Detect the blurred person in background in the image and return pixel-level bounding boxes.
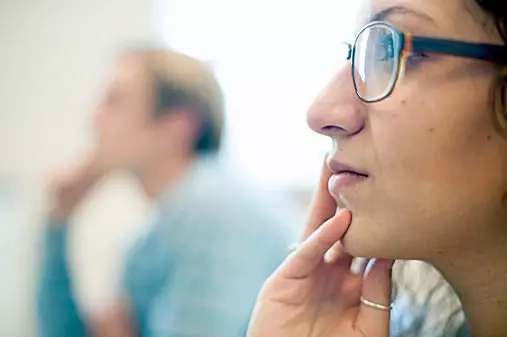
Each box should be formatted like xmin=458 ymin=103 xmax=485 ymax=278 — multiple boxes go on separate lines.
xmin=37 ymin=47 xmax=293 ymax=337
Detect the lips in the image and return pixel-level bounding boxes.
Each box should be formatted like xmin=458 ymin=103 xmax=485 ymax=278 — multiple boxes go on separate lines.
xmin=327 ymin=157 xmax=369 ymax=193
xmin=327 ymin=158 xmax=369 ymax=178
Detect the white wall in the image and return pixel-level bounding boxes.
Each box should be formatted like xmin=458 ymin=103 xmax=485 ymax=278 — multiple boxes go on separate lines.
xmin=0 ymin=1 xmax=156 ymax=335
xmin=158 ymin=0 xmax=362 ymax=190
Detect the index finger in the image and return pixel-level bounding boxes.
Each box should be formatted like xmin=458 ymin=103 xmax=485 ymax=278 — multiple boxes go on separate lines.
xmin=302 ymin=155 xmax=337 ymax=240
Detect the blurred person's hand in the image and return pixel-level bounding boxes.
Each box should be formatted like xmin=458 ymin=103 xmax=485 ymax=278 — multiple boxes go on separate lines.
xmin=48 ymin=155 xmax=105 ymax=221
xmin=247 ymin=160 xmax=394 ymax=337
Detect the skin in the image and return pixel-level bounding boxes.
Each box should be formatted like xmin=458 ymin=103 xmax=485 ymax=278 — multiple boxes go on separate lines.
xmin=48 ymin=53 xmax=200 ymax=336
xmin=92 ymin=53 xmax=199 ymax=197
xmin=248 ymin=0 xmax=507 ymax=336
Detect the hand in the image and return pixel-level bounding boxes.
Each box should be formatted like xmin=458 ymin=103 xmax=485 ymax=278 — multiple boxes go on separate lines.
xmin=91 ymin=299 xmax=135 ymax=337
xmin=48 ymin=156 xmax=105 ymax=221
xmin=247 ymin=159 xmax=394 ymax=337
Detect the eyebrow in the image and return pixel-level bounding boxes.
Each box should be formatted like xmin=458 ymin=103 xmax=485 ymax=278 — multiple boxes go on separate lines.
xmin=369 ymin=5 xmax=436 ymax=25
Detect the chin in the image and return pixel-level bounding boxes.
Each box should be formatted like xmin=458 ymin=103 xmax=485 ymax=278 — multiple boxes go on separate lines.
xmin=340 ymin=212 xmax=416 ymax=260
xmin=341 ymin=231 xmax=380 ymax=259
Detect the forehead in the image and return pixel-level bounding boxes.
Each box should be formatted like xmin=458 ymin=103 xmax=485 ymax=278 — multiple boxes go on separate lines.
xmin=358 ymin=0 xmax=494 ymax=41
xmin=113 ymin=54 xmax=149 ymax=82
xmin=108 ymin=54 xmax=153 ymax=92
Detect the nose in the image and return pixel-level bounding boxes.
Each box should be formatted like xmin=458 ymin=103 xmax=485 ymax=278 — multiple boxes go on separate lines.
xmin=306 ymin=64 xmax=365 ymax=139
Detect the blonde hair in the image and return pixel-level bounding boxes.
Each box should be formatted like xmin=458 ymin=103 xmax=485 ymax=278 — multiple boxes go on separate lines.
xmin=123 ymin=45 xmax=225 ymax=153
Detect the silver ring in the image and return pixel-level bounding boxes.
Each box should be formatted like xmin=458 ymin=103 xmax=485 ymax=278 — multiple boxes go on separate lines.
xmin=360 ymin=296 xmax=393 ymax=311
xmin=287 ymin=242 xmax=300 ymax=255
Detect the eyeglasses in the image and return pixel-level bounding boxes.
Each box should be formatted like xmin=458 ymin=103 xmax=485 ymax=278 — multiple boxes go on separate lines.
xmin=345 ymin=21 xmax=507 ymax=103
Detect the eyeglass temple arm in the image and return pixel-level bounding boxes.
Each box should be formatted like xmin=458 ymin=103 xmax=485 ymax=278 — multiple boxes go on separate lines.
xmin=343 ymin=42 xmax=353 ymax=60
xmin=410 ymin=36 xmax=507 ymax=65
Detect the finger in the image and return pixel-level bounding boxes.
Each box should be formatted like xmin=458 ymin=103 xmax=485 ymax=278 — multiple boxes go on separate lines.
xmin=302 ymin=156 xmax=337 ymax=239
xmin=355 ymin=259 xmax=395 ymax=337
xmin=324 ymin=241 xmax=353 ymax=266
xmin=281 ymin=209 xmax=352 ymax=279
xmin=349 ymin=257 xmax=369 ymax=275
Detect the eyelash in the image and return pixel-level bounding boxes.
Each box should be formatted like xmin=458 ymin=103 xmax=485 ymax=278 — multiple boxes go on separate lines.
xmin=406 ymin=51 xmax=429 ymax=68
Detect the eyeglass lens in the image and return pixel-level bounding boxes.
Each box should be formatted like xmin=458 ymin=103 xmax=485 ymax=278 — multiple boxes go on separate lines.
xmin=353 ymin=24 xmax=399 ymax=102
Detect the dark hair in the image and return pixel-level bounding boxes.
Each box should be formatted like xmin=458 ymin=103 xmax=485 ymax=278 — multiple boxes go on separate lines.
xmin=121 ymin=46 xmax=225 ymax=155
xmin=154 ymin=76 xmax=219 ymax=154
xmin=474 ymin=0 xmax=507 ymax=133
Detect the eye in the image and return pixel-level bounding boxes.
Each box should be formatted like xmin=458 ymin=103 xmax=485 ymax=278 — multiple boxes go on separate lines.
xmin=409 ymin=51 xmax=429 ymax=60
xmin=376 ymin=34 xmax=395 ymax=61
xmin=406 ymin=51 xmax=429 ymax=68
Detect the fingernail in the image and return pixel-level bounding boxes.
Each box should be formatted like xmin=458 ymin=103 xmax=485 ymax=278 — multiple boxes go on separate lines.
xmin=350 ymin=257 xmax=367 ymax=275
xmin=324 ymin=250 xmax=333 ymax=263
xmin=335 ymin=208 xmax=351 ymax=217
xmin=364 ymin=258 xmax=395 ymax=277
xmin=365 ymin=258 xmax=375 ymax=276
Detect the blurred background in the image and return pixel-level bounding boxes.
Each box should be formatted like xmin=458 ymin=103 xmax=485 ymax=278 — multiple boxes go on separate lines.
xmin=0 ymin=0 xmax=361 ymax=335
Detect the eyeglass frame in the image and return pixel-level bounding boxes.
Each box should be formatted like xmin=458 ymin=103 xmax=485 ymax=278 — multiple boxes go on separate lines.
xmin=345 ymin=21 xmax=507 ymax=103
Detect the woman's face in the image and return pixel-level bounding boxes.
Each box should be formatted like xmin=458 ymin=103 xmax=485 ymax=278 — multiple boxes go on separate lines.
xmin=307 ymin=0 xmax=507 ymax=260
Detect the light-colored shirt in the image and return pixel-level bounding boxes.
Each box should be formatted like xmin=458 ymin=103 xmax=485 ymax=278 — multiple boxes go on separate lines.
xmin=37 ymin=156 xmax=295 ymax=337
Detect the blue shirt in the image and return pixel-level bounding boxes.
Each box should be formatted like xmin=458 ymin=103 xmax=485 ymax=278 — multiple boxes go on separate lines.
xmin=37 ymin=156 xmax=295 ymax=336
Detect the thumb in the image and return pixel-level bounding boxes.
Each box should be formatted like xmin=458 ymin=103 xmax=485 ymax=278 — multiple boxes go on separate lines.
xmin=355 ymin=259 xmax=394 ymax=337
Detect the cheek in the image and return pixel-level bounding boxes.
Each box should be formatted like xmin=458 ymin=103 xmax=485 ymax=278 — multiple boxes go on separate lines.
xmin=371 ymin=76 xmax=496 ymax=188
xmin=363 ymin=87 xmax=507 ymax=250
xmin=98 ymin=112 xmax=147 ymax=154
